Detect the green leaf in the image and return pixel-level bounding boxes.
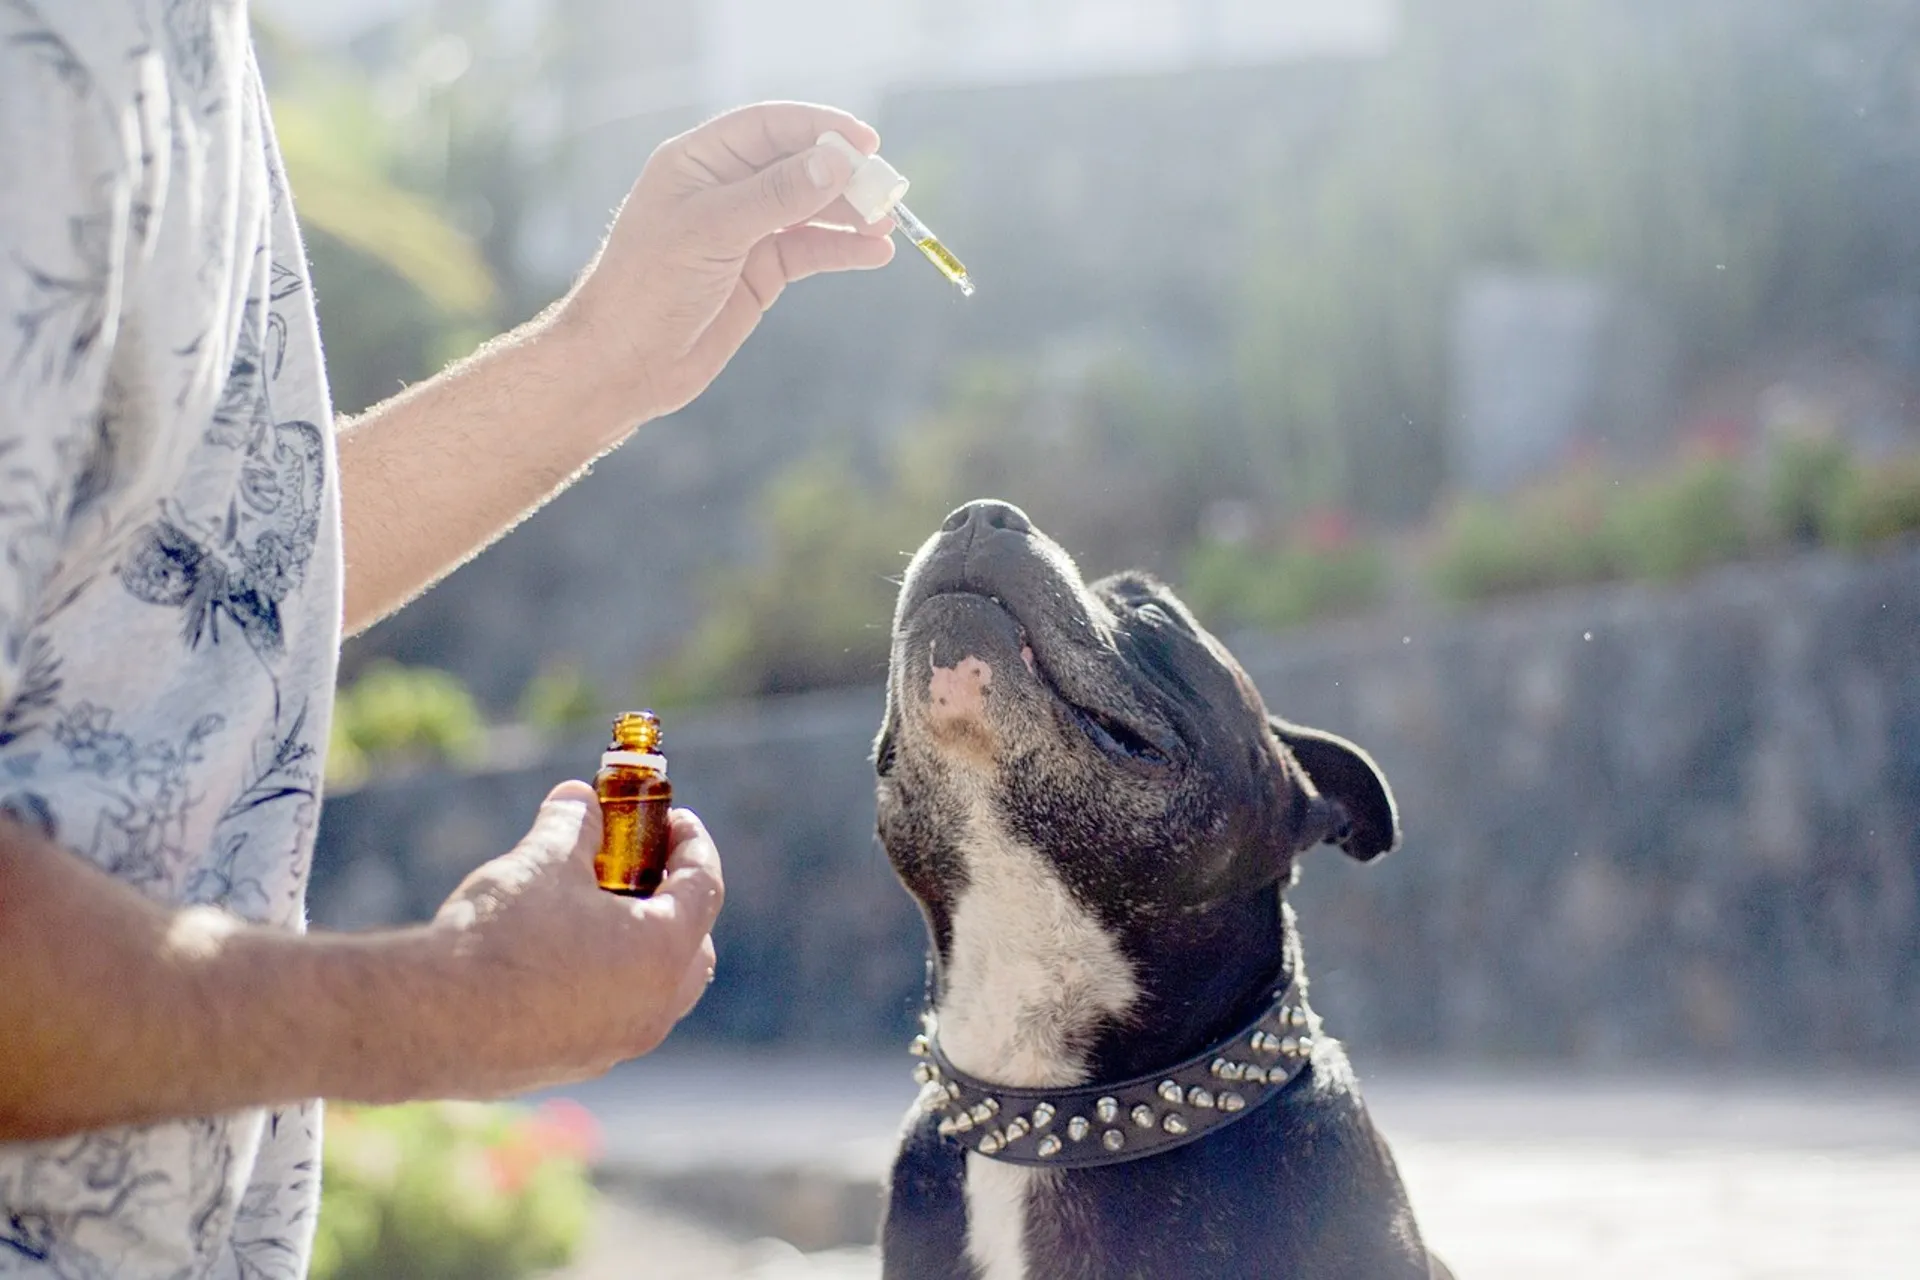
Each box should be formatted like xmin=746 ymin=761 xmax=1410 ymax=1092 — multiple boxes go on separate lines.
xmin=272 ymin=96 xmax=496 ymax=315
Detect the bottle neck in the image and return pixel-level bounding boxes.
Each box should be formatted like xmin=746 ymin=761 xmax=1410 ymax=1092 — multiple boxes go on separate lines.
xmin=601 ymin=750 xmax=666 ymax=773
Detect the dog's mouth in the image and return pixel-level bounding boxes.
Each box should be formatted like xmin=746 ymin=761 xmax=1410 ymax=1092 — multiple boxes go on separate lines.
xmin=912 ymin=587 xmax=1038 ymax=673
xmin=904 ymin=586 xmax=1178 ymax=775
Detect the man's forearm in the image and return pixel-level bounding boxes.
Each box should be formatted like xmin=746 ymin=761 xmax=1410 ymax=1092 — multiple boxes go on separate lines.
xmin=0 ymin=823 xmax=460 ymax=1140
xmin=336 ymin=311 xmax=634 ymax=636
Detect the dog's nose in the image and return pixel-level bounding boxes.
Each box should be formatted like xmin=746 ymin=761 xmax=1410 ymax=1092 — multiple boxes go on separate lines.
xmin=941 ymin=500 xmax=1032 ymax=537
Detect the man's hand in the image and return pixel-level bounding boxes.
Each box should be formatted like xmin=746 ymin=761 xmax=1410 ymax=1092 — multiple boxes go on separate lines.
xmin=426 ymin=784 xmax=724 ymax=1097
xmin=336 ymin=100 xmax=897 ymax=633
xmin=553 ymin=101 xmax=898 ymax=435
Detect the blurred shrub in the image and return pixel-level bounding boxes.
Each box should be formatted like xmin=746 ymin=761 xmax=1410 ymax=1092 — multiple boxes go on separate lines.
xmin=1830 ymin=453 xmax=1920 ymax=548
xmin=1428 ymin=467 xmax=1618 ymax=601
xmin=327 ymin=662 xmax=486 ymax=788
xmin=1430 ymin=442 xmax=1920 ymax=604
xmin=517 ymin=660 xmax=603 ymax=735
xmin=1602 ymin=451 xmax=1753 ymax=583
xmin=313 ymin=1100 xmax=599 ymax=1280
xmin=1765 ymin=431 xmax=1856 ymax=547
xmin=649 ymin=457 xmax=919 ymax=703
xmin=1182 ymin=511 xmax=1389 ymax=632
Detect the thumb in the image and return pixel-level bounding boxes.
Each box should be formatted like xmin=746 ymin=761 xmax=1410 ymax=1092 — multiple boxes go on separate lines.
xmin=527 ymin=779 xmax=602 ymax=872
xmin=701 ymin=142 xmax=853 ymax=252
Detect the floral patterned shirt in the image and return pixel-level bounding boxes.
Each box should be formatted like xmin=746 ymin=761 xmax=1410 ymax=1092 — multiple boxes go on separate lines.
xmin=0 ymin=2 xmax=341 ymax=1276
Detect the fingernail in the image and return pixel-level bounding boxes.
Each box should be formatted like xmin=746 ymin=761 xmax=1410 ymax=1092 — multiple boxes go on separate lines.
xmin=805 ymin=146 xmax=838 ymax=190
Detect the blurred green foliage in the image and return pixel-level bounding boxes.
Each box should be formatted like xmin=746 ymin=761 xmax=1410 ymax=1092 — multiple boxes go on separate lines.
xmin=257 ymin=6 xmax=559 ymax=414
xmin=327 ymin=661 xmax=486 ymax=788
xmin=1830 ymin=453 xmax=1920 ymax=549
xmin=1426 ymin=467 xmax=1619 ymax=601
xmin=1603 ymin=453 xmax=1753 ymax=584
xmin=1182 ymin=519 xmax=1390 ymax=633
xmin=314 ymin=1100 xmax=598 ymax=1280
xmin=518 ymin=660 xmax=604 ymax=735
xmin=1429 ymin=440 xmax=1920 ymax=602
xmin=1767 ymin=433 xmax=1858 ymax=547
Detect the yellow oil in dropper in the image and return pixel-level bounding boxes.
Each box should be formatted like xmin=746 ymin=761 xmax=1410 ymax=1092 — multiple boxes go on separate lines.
xmin=890 ymin=201 xmax=975 ymax=297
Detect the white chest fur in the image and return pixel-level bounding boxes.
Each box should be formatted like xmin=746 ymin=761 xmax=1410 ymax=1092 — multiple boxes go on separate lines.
xmin=937 ymin=806 xmax=1140 ymax=1280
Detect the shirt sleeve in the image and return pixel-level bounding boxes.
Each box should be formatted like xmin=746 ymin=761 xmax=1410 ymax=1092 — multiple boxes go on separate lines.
xmin=0 ymin=5 xmax=139 ymax=710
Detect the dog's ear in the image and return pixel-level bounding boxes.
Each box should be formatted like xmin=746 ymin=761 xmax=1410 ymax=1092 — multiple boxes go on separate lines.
xmin=1270 ymin=717 xmax=1399 ymax=862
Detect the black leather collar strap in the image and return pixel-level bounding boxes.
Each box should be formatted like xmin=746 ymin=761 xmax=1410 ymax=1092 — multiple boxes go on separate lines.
xmin=909 ymin=978 xmax=1316 ymax=1169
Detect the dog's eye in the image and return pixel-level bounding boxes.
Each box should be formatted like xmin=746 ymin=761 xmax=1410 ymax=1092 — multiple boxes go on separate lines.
xmin=1070 ymin=703 xmax=1173 ymax=771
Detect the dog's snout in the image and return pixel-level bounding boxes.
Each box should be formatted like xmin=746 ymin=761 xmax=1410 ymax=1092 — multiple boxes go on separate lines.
xmin=941 ymin=500 xmax=1033 ymax=538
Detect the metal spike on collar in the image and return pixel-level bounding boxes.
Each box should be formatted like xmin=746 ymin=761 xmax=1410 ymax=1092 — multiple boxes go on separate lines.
xmin=1157 ymin=1079 xmax=1184 ymax=1105
xmin=1037 ymin=1134 xmax=1063 ymax=1158
xmin=1096 ymin=1096 xmax=1121 ymax=1124
xmin=1101 ymin=1129 xmax=1125 ymax=1152
xmin=1067 ymin=1116 xmax=1091 ymax=1142
xmin=1031 ymin=1102 xmax=1056 ymax=1130
xmin=1161 ymin=1113 xmax=1189 ymax=1136
xmin=1130 ymin=1104 xmax=1156 ymax=1129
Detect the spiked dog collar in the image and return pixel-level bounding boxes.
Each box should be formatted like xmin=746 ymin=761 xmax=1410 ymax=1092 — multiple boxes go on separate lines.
xmin=909 ymin=977 xmax=1317 ymax=1169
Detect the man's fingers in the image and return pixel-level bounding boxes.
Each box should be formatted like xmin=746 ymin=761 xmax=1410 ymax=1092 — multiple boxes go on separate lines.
xmin=679 ymin=225 xmax=895 ymax=388
xmin=527 ymin=780 xmax=601 ymax=872
xmin=650 ymin=809 xmax=725 ymax=938
xmin=668 ymin=936 xmax=718 ymax=1023
xmin=681 ymin=101 xmax=879 ymax=179
xmin=797 ymin=198 xmax=895 ymax=236
xmin=737 ymin=227 xmax=895 ymax=317
xmin=699 ymin=144 xmax=856 ymax=251
xmin=772 ymin=225 xmax=896 ymax=283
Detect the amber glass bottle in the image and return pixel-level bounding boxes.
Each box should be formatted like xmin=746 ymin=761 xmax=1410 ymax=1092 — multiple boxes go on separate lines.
xmin=593 ymin=711 xmax=672 ymax=897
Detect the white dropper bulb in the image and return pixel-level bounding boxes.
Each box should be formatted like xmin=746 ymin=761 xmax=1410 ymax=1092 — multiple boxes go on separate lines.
xmin=816 ymin=131 xmax=909 ymax=224
xmin=815 ymin=131 xmax=976 ymax=297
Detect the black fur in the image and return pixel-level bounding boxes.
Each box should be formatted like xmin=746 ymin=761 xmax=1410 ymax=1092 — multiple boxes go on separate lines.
xmin=875 ymin=501 xmax=1450 ymax=1279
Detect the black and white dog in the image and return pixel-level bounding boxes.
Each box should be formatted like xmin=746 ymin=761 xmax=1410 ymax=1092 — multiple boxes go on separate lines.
xmin=873 ymin=500 xmax=1449 ymax=1280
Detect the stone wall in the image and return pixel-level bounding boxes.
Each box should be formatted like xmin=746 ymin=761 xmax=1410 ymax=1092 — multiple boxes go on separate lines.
xmin=311 ymin=543 xmax=1920 ymax=1065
